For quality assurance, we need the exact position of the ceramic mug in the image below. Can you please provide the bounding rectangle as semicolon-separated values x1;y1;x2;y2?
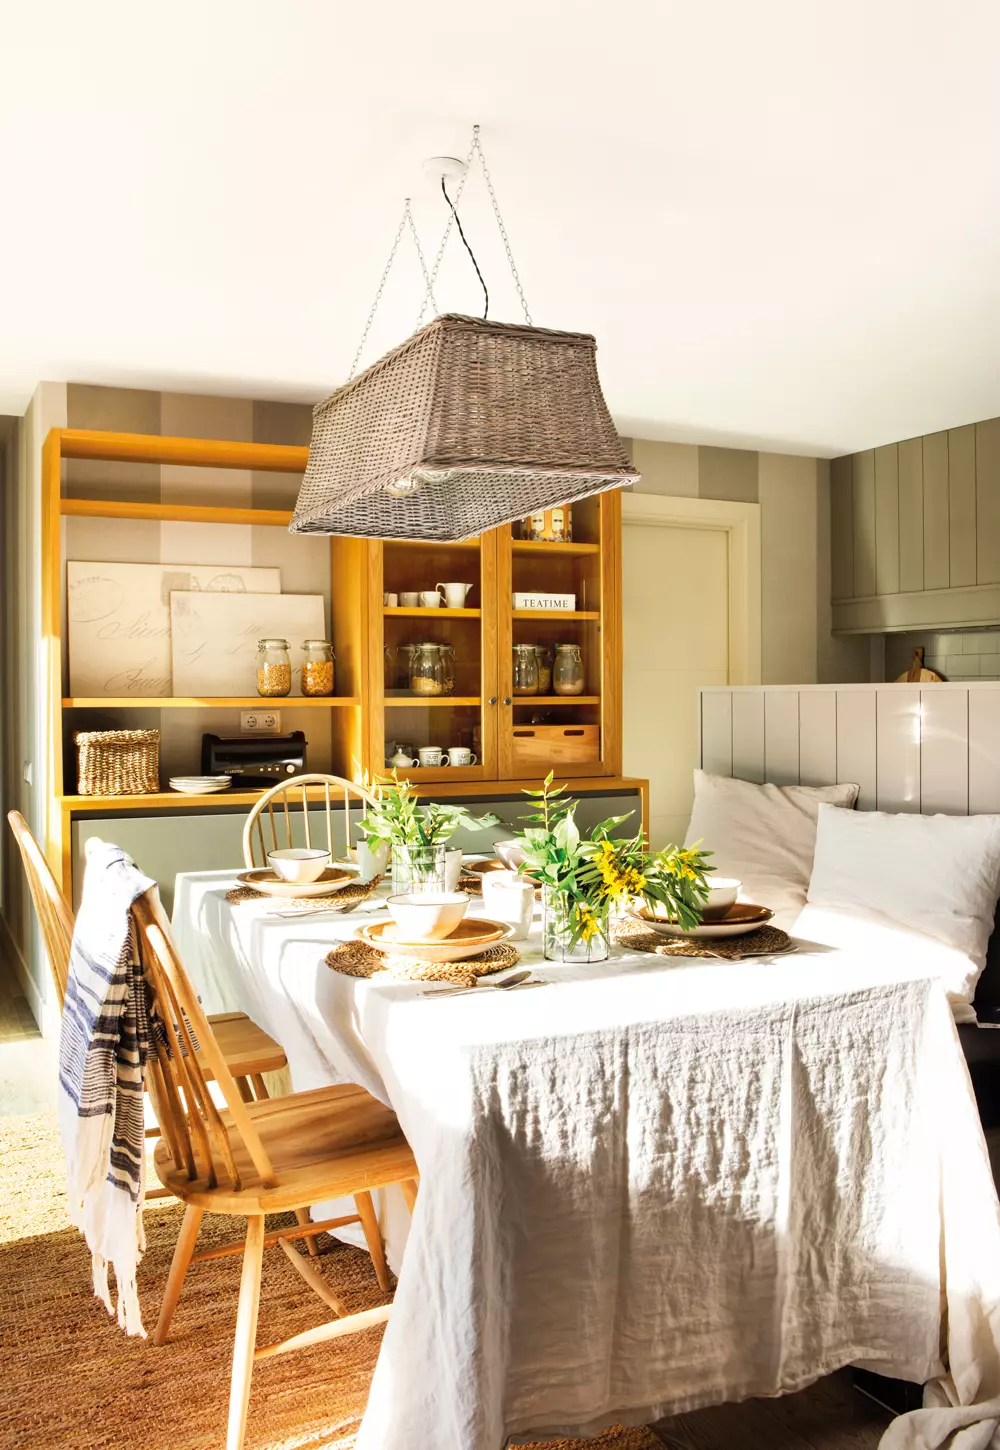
444;848;463;892
446;746;477;767
417;746;444;767
399;592;420;607
383;591;399;607
436;581;472;609
482;870;534;940
419;590;441;608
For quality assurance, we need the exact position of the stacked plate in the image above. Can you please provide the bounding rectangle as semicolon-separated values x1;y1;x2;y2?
169;775;232;794
631;903;774;940
358;918;514;964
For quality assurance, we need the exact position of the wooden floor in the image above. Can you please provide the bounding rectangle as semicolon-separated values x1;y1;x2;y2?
0;946;37;1043
0;947;58;1117
653;1370;889;1448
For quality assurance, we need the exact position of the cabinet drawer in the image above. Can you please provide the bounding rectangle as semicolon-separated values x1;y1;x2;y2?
511;724;599;768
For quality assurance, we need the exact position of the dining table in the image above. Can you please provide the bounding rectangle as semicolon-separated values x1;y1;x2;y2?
171;865;1000;1450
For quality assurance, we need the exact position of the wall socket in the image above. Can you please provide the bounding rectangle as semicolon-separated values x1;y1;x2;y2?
240;710;281;733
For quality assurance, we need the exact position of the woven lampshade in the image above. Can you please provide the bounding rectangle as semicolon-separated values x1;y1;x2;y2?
290;313;639;542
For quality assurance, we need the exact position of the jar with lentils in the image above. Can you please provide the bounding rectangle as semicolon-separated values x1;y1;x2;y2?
301;640;335;697
256;638;292;697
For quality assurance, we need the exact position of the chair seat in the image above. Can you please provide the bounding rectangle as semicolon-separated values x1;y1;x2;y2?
205;1011;286;1078
154;1082;417;1215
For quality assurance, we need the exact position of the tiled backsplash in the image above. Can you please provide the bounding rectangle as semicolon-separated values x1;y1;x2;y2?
884;628;1000;682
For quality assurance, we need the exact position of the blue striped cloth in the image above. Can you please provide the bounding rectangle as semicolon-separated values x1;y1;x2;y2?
58;839;154;1337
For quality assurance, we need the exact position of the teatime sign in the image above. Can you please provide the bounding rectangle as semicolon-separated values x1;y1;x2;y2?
67;562;280;697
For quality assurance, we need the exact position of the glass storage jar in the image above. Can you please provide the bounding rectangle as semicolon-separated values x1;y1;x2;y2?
409;643;444;697
440;642;456;696
300;639;335;697
513;644;539;695
256;638;292;697
534;644;553;695
553;643;585;696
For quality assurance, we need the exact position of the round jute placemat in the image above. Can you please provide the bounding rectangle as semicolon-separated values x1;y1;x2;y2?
326;937;521;987
612;916;792;960
0;1111;664;1450
225;878;379;913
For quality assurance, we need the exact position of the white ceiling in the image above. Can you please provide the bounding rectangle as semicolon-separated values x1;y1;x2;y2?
2;1;999;456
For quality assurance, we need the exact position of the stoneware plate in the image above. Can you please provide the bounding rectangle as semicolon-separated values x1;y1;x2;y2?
169;776;232;794
632;902;775;940
357;918;513;963
236;866;355;899
466;859;542;885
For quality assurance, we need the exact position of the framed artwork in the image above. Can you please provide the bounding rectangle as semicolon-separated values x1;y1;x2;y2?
67;561;281;697
169;590;326;697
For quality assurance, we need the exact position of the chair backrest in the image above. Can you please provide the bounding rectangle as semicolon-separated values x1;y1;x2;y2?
242;773;374;869
7;810;75;1009
132;886;279;1193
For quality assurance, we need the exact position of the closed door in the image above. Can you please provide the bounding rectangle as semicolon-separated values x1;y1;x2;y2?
622;521;730;848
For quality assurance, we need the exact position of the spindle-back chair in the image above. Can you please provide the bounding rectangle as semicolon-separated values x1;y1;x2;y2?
134;886;418;1450
242;773;375;870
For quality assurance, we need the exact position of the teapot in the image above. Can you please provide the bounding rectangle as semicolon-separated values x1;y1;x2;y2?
388;747;419;768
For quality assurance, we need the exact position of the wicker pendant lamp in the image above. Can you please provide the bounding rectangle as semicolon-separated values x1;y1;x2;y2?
291;128;639;543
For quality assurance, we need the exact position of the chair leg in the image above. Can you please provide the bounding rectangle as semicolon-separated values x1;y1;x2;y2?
354;1191;391;1293
294;1206;320;1258
153;1204;204;1346
400;1178;419;1214
236;1077;254;1104
226;1215;265;1450
250;1073;269;1099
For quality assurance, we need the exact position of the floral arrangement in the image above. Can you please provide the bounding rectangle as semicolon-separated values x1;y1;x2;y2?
356;770;498;855
513;774;713;953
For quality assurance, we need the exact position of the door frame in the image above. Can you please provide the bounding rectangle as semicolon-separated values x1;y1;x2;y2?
621;493;762;685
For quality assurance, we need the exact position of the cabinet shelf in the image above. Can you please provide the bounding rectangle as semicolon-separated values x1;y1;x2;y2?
60;498;295;528
511;540;600;557
513;695;601;705
384;607;481;619
383;696;481;708
512;610;600;621
62;696;360;709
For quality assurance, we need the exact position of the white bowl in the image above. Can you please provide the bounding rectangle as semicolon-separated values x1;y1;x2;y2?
386;891;469;942
494;839;528;870
700;877;743;920
267;847;332;883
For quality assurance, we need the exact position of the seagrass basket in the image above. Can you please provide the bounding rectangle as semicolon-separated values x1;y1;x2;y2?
74;729;160;796
291;313;639;542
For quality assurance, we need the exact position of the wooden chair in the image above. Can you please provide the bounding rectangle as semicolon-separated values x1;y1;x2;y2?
134;886;419;1450
242;772;375;870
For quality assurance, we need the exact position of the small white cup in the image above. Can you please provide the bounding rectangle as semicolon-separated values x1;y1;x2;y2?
356;840;389;884
383;591;399;607
419;590;441;608
437;581;472;609
444;848;463;892
446;746;477;766
417;746;444;767
482;870;534;941
399;592;420;607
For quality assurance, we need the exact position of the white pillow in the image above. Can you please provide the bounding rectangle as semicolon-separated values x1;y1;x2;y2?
684;770;860;929
803;804;1000;1020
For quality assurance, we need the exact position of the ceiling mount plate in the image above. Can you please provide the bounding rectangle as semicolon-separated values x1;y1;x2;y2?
423;155;468;185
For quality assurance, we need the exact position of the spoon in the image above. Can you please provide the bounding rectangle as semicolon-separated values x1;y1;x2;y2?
423;969;535;998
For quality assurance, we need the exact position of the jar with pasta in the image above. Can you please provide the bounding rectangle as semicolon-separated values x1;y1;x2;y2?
256;639;291;697
534;644;553;694
553;642;584;696
301;639;335;697
409;643;444;697
440;642;456;696
513;644;539;695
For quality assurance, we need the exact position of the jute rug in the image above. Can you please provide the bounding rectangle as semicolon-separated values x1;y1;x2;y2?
0;1112;663;1450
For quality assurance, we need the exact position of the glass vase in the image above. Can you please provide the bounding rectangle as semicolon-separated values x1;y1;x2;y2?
541;887;610;963
391;843;447;895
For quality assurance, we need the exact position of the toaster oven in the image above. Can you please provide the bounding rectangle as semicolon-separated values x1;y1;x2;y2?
200;731;307;788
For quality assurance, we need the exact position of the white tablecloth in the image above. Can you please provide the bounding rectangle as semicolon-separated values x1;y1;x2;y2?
172;870;1000;1450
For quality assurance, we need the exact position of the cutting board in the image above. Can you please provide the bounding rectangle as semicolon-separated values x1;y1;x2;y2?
895;647;944;683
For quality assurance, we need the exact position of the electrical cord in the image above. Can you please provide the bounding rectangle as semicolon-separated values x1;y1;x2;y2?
441;178;489;319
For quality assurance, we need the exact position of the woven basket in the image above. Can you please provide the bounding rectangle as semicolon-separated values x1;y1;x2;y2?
291;313;639;541
74;729;160;796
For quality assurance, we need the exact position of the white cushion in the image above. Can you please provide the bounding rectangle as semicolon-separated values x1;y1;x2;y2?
802;804;1000;1020
683;770;860;930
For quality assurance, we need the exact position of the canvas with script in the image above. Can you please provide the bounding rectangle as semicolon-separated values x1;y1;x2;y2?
169;590;326;697
67;561;281;697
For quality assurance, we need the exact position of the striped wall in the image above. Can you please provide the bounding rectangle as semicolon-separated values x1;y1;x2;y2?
699;684;1000;816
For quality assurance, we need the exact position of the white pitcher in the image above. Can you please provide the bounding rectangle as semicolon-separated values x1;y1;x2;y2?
436;581;473;609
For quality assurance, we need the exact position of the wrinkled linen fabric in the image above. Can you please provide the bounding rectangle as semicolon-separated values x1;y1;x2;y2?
171;871;1000;1450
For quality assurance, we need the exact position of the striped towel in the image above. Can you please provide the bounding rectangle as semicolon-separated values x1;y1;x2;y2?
58;838;154;1337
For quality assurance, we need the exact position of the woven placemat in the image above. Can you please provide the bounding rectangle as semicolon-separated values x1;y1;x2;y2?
612;916;792;960
459;871;542;900
225;878;379;913
326;937;520;987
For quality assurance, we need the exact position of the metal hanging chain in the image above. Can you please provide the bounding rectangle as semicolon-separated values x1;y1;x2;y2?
415;131;476;329
472;126;532;327
348;198;439;381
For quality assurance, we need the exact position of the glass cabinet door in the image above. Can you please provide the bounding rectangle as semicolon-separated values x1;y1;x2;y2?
497;492;620;780
371;533;499;783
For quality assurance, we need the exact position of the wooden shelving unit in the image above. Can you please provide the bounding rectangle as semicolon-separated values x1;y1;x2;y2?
42;427;637;892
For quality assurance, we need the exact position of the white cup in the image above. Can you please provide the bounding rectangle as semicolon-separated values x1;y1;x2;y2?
446;746;477;767
482;870;534;941
356;840;389;884
444;848;463;892
399;592;420;607
417;746;444;767
437;581;472;609
419;590;441;608
383;591;399;607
